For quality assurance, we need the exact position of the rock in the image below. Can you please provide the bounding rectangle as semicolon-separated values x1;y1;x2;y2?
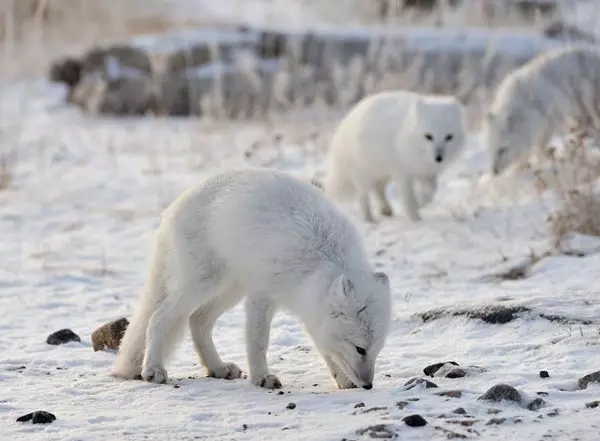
487;408;502;415
452;407;467;415
16;411;56;424
396;401;409;409
354;402;365;408
436;390;462;399
527;398;545;411
586;401;599;409
46;329;81;345
539;370;550;378
91;318;129;351
547;409;560;417
485;417;506;425
70;75;159;116
403;377;438;390
286;402;296;410
356;424;396;438
578;371;600;390
424;361;459;377
403;414;427;427
445;368;467;379
49;57;83;87
478;384;522;405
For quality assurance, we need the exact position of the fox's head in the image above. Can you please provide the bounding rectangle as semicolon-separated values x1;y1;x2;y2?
404;96;467;169
315;271;392;390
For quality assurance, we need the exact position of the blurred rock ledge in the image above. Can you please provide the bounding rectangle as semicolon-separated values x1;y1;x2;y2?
48;23;591;119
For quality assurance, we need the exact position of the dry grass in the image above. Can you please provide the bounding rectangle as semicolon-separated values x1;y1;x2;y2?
540;124;600;247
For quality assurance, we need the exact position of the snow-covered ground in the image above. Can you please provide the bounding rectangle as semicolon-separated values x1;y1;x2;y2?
1;70;600;441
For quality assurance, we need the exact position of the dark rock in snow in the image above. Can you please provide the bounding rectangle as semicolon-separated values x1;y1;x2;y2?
286;402;296;410
403;377;438;390
356;424;396;438
436;390;463;398
47;329;81;345
424;361;459;377
17;411;56;424
539;370;550;378
452;407;467;415
446;368;467;379
403;414;428;427
578;371;600;390
91;317;129;351
354;402;365;408
586;401;599;409
478;384;522;404
527;398;545;411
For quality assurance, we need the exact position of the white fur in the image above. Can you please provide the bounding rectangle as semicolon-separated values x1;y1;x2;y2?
323;90;467;222
485;45;600;176
113;168;392;390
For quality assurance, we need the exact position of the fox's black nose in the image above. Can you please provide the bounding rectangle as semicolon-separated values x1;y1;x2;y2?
362;383;373;390
435;155;443;163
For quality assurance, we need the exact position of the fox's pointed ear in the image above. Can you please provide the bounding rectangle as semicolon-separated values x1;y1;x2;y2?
373;272;389;287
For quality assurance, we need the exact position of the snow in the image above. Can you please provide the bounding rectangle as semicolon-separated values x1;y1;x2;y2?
1;75;599;441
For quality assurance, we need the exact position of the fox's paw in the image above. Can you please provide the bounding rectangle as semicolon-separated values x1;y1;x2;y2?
207;362;242;380
141;365;168;384
253;374;282;390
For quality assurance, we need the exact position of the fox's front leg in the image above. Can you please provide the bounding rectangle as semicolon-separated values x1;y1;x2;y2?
245;295;282;389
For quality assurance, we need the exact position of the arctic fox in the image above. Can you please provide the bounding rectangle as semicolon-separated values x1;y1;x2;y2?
486;45;600;176
113;168;392;390
323;90;466;222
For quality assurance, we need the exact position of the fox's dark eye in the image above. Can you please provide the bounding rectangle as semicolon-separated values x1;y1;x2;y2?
355;346;366;356
445;134;453;141
424;133;433;141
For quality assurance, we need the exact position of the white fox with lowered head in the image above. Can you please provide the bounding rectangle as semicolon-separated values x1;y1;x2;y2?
323;90;467;222
113;168;392;390
486;45;600;176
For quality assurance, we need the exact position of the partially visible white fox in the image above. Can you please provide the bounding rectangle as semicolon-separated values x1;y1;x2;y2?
113;168;392;390
486;45;600;176
324;90;466;222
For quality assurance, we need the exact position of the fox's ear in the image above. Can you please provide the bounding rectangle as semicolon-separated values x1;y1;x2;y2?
373;272;389;287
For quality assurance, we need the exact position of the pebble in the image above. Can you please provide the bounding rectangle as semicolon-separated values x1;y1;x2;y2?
47;329;81;345
403;414;427;427
16;411;56;424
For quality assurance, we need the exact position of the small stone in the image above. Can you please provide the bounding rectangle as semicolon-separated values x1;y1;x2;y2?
586;401;599;409
91;318;129;351
436;390;463;398
286;402;296;410
486;417;506;425
403;377;438;390
354;402;365;408
577;371;600;390
539;370;550;378
46;329;81;345
242;424;248;430
396;401;409;409
17;411;56;424
452;407;467;415
537;391;549;396
356;424;396;438
173;384;180;389
527;398;545;411
546;409;560;417
407;398;420;402
423;361;459;377
277;391;285;395
478;384;522;404
403;414;427;427
487;408;502;415
445;368;467;379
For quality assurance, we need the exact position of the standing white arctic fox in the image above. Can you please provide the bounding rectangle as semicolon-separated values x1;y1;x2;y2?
486;45;600;176
113;168;392;390
323;90;466;222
